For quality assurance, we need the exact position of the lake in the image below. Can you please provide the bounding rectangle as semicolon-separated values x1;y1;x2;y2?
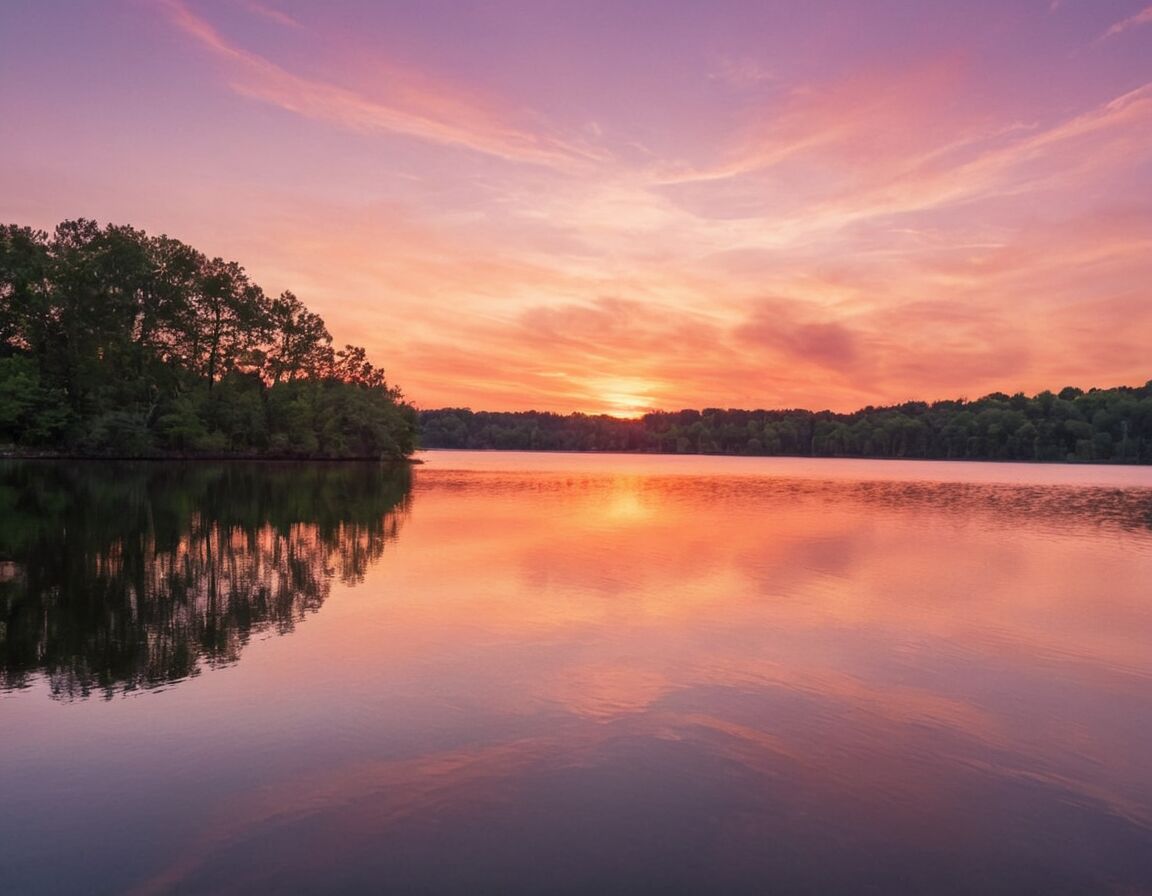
2;451;1151;894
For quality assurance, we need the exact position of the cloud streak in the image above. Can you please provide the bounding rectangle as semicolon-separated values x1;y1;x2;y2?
244;1;301;29
1099;4;1152;41
661;69;1152;231
157;0;602;169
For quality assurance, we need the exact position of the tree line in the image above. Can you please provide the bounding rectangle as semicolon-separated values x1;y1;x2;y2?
0;219;416;458
421;383;1152;463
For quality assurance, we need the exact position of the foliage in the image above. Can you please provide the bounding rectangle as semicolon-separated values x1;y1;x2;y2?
421;384;1152;464
0;220;415;459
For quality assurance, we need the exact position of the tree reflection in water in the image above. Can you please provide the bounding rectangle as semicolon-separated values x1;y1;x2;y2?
0;461;410;700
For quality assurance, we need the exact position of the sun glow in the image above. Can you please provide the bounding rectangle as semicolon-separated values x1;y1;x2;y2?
2;3;1150;413
586;378;660;418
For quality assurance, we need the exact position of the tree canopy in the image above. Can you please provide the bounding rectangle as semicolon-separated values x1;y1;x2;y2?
0;216;414;458
421;384;1152;464
0;219;415;459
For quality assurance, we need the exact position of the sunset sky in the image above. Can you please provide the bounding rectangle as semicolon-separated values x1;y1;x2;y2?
1;1;1150;415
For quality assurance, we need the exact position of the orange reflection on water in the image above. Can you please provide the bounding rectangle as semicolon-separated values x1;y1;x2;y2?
11;453;1152;894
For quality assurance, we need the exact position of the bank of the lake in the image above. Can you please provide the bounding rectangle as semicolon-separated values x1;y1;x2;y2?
420;385;1152;464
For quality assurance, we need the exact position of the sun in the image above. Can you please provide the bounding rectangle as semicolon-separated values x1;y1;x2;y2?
590;377;660;418
603;395;651;418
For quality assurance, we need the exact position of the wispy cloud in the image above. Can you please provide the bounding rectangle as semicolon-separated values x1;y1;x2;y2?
244;1;301;29
157;0;602;170
709;57;777;89
1098;4;1152;41
657;68;1152;239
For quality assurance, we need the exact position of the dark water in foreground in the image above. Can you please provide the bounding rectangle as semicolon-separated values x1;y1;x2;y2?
2;452;1151;895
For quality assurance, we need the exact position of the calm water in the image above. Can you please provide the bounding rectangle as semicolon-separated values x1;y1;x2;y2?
2;452;1152;895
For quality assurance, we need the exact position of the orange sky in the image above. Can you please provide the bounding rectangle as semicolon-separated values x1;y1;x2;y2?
1;1;1150;414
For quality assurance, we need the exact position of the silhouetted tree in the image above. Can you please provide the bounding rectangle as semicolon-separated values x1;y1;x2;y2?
0;219;416;458
420;383;1152;464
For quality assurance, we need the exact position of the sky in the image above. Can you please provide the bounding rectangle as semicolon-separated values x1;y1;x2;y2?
1;0;1150;415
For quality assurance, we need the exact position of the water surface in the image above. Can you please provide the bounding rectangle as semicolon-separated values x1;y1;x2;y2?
2;453;1151;894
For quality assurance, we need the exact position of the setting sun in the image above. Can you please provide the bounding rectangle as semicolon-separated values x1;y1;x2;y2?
588;377;661;418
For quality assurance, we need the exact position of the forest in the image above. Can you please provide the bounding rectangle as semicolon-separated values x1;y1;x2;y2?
5;220;1149;465
0;219;416;459
421;383;1152;463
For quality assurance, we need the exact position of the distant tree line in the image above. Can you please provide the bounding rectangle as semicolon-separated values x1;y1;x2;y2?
421;384;1152;463
0;219;416;458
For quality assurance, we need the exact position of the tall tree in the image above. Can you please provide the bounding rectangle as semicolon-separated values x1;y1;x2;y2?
193;258;267;389
0;218;416;459
265;290;333;385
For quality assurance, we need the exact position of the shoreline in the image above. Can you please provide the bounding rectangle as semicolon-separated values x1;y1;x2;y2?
0;450;422;464
4;444;1147;467
413;447;1148;468
2;447;1146;468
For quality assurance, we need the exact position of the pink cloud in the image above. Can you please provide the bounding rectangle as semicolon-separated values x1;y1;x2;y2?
156;0;602;169
244;1;301;29
1099;4;1152;41
661;66;1152;234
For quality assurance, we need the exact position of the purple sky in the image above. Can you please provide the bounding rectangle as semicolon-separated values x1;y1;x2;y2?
2;0;1150;413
